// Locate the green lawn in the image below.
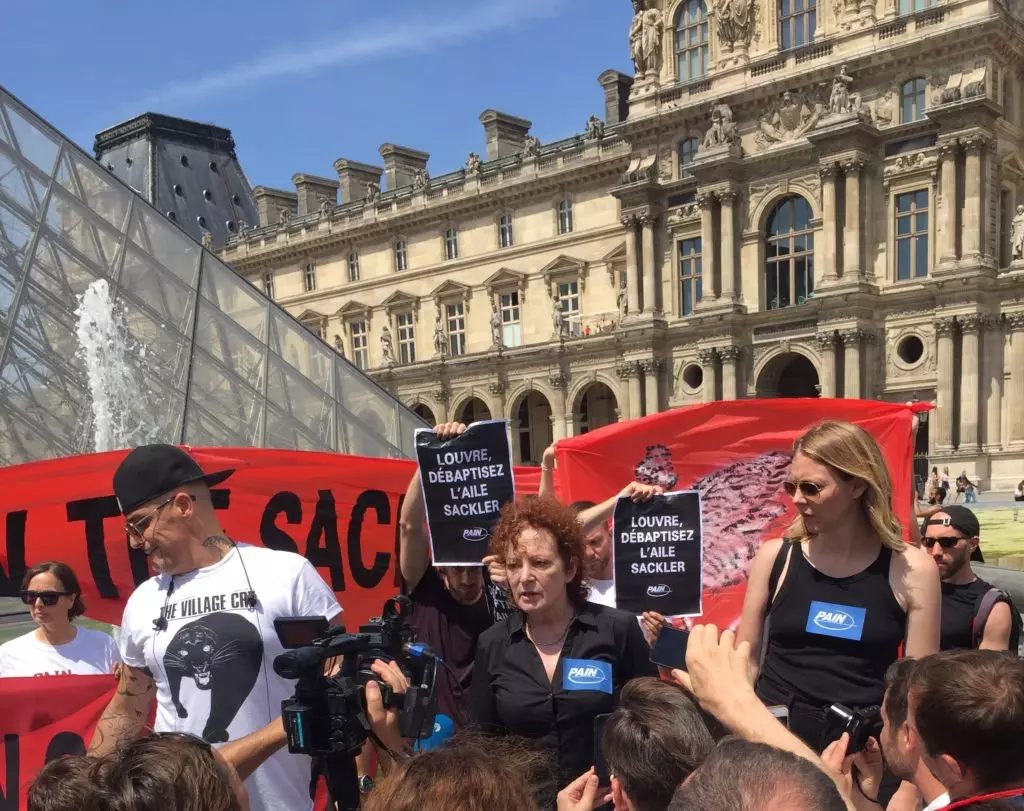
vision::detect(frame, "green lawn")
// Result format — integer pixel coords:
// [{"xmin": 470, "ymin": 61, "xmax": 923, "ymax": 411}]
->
[{"xmin": 976, "ymin": 509, "xmax": 1024, "ymax": 561}]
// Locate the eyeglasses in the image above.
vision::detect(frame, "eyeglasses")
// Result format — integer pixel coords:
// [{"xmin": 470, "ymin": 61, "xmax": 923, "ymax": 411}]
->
[
  {"xmin": 20, "ymin": 590, "xmax": 71, "ymax": 606},
  {"xmin": 783, "ymin": 480, "xmax": 824, "ymax": 499},
  {"xmin": 154, "ymin": 731, "xmax": 212, "ymax": 751},
  {"xmin": 125, "ymin": 494, "xmax": 195, "ymax": 541},
  {"xmin": 921, "ymin": 535, "xmax": 964, "ymax": 550}
]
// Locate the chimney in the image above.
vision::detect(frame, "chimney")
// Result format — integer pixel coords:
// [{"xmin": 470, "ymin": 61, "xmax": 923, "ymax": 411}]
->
[
  {"xmin": 478, "ymin": 110, "xmax": 533, "ymax": 160},
  {"xmin": 252, "ymin": 186, "xmax": 298, "ymax": 226},
  {"xmin": 598, "ymin": 70, "xmax": 634, "ymax": 126},
  {"xmin": 377, "ymin": 144, "xmax": 430, "ymax": 190},
  {"xmin": 292, "ymin": 173, "xmax": 339, "ymax": 215},
  {"xmin": 332, "ymin": 158, "xmax": 384, "ymax": 203}
]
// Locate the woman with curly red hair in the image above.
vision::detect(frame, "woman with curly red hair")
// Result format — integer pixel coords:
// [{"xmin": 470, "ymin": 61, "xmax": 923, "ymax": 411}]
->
[{"xmin": 470, "ymin": 497, "xmax": 656, "ymax": 804}]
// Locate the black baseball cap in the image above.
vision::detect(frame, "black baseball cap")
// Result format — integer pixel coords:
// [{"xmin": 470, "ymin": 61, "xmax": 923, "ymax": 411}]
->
[
  {"xmin": 922, "ymin": 505, "xmax": 981, "ymax": 539},
  {"xmin": 113, "ymin": 444, "xmax": 234, "ymax": 516}
]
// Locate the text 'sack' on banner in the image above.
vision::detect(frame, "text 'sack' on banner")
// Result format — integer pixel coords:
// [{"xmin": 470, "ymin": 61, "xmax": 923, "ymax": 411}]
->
[
  {"xmin": 613, "ymin": 491, "xmax": 703, "ymax": 617},
  {"xmin": 0, "ymin": 447, "xmax": 543, "ymax": 630},
  {"xmin": 555, "ymin": 399, "xmax": 924, "ymax": 630},
  {"xmin": 415, "ymin": 420, "xmax": 516, "ymax": 566}
]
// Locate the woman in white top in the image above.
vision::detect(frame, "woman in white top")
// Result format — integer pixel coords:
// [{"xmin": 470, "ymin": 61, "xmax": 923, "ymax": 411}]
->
[{"xmin": 0, "ymin": 561, "xmax": 120, "ymax": 677}]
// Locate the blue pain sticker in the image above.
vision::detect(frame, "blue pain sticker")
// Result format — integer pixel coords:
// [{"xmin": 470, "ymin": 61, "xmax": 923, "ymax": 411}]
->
[
  {"xmin": 563, "ymin": 658, "xmax": 613, "ymax": 694},
  {"xmin": 805, "ymin": 601, "xmax": 866, "ymax": 641}
]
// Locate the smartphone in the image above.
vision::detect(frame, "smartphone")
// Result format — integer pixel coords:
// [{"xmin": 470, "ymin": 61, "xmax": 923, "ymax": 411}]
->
[
  {"xmin": 593, "ymin": 713, "xmax": 613, "ymax": 785},
  {"xmin": 768, "ymin": 705, "xmax": 790, "ymax": 728},
  {"xmin": 649, "ymin": 625, "xmax": 690, "ymax": 671}
]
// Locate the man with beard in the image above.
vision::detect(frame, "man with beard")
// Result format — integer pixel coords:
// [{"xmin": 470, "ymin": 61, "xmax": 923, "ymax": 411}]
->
[{"xmin": 922, "ymin": 506, "xmax": 1019, "ymax": 652}]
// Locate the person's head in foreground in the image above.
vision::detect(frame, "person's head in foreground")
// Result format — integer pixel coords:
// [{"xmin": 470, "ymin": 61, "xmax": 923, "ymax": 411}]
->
[
  {"xmin": 569, "ymin": 500, "xmax": 613, "ymax": 580},
  {"xmin": 603, "ymin": 677, "xmax": 716, "ymax": 811},
  {"xmin": 784, "ymin": 420, "xmax": 904, "ymax": 551},
  {"xmin": 908, "ymin": 650, "xmax": 1024, "ymax": 801},
  {"xmin": 20, "ymin": 560, "xmax": 86, "ymax": 635},
  {"xmin": 668, "ymin": 738, "xmax": 847, "ymax": 811},
  {"xmin": 489, "ymin": 497, "xmax": 589, "ymax": 620},
  {"xmin": 28, "ymin": 754, "xmax": 106, "ymax": 811},
  {"xmin": 878, "ymin": 657, "xmax": 923, "ymax": 781}
]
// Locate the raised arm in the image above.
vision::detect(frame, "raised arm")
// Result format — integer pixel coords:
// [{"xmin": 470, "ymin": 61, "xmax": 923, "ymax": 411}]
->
[
  {"xmin": 537, "ymin": 443, "xmax": 557, "ymax": 501},
  {"xmin": 87, "ymin": 664, "xmax": 157, "ymax": 757},
  {"xmin": 576, "ymin": 481, "xmax": 663, "ymax": 535}
]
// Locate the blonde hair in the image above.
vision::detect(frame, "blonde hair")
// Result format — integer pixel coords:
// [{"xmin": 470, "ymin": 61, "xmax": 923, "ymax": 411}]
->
[{"xmin": 785, "ymin": 420, "xmax": 906, "ymax": 552}]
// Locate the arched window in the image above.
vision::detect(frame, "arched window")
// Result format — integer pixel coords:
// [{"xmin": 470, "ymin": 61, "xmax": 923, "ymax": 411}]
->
[
  {"xmin": 674, "ymin": 0, "xmax": 709, "ymax": 83},
  {"xmin": 900, "ymin": 78, "xmax": 927, "ymax": 123},
  {"xmin": 678, "ymin": 137, "xmax": 699, "ymax": 178},
  {"xmin": 765, "ymin": 195, "xmax": 815, "ymax": 310}
]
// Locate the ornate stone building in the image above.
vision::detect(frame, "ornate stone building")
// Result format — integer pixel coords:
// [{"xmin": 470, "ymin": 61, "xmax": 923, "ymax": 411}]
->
[{"xmin": 219, "ymin": 0, "xmax": 1024, "ymax": 487}]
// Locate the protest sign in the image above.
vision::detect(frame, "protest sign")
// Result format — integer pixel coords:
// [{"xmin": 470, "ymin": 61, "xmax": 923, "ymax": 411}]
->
[
  {"xmin": 613, "ymin": 491, "xmax": 703, "ymax": 617},
  {"xmin": 415, "ymin": 420, "xmax": 515, "ymax": 565}
]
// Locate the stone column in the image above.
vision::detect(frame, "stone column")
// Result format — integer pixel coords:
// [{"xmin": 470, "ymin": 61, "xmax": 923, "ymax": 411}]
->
[
  {"xmin": 959, "ymin": 314, "xmax": 983, "ymax": 452},
  {"xmin": 962, "ymin": 136, "xmax": 987, "ymax": 260},
  {"xmin": 937, "ymin": 141, "xmax": 959, "ymax": 265},
  {"xmin": 816, "ymin": 332, "xmax": 838, "ymax": 397},
  {"xmin": 431, "ymin": 387, "xmax": 451, "ymax": 423},
  {"xmin": 642, "ymin": 358, "xmax": 662, "ymax": 415},
  {"xmin": 1008, "ymin": 313, "xmax": 1024, "ymax": 445},
  {"xmin": 718, "ymin": 190, "xmax": 737, "ymax": 301},
  {"xmin": 934, "ymin": 317, "xmax": 956, "ymax": 450},
  {"xmin": 640, "ymin": 213, "xmax": 658, "ymax": 314},
  {"xmin": 842, "ymin": 158, "xmax": 863, "ymax": 278},
  {"xmin": 697, "ymin": 192, "xmax": 717, "ymax": 300},
  {"xmin": 548, "ymin": 373, "xmax": 569, "ymax": 441},
  {"xmin": 983, "ymin": 316, "xmax": 1003, "ymax": 450},
  {"xmin": 622, "ymin": 215, "xmax": 640, "ymax": 316},
  {"xmin": 617, "ymin": 361, "xmax": 643, "ymax": 420},
  {"xmin": 698, "ymin": 347, "xmax": 719, "ymax": 402},
  {"xmin": 820, "ymin": 164, "xmax": 839, "ymax": 282},
  {"xmin": 719, "ymin": 346, "xmax": 742, "ymax": 400},
  {"xmin": 840, "ymin": 329, "xmax": 862, "ymax": 399},
  {"xmin": 862, "ymin": 331, "xmax": 878, "ymax": 399}
]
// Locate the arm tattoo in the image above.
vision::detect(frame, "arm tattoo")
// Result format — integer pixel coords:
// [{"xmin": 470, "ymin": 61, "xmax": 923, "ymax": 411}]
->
[
  {"xmin": 202, "ymin": 534, "xmax": 233, "ymax": 559},
  {"xmin": 115, "ymin": 667, "xmax": 156, "ymax": 698}
]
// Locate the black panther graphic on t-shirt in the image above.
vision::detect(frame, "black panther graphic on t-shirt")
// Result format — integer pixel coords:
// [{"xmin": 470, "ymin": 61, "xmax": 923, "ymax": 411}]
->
[{"xmin": 162, "ymin": 612, "xmax": 264, "ymax": 743}]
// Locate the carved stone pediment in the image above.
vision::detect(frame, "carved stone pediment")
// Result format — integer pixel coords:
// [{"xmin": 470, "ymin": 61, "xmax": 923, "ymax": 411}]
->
[
  {"xmin": 755, "ymin": 91, "xmax": 823, "ymax": 149},
  {"xmin": 337, "ymin": 300, "xmax": 372, "ymax": 322},
  {"xmin": 381, "ymin": 289, "xmax": 420, "ymax": 317},
  {"xmin": 882, "ymin": 151, "xmax": 938, "ymax": 187}
]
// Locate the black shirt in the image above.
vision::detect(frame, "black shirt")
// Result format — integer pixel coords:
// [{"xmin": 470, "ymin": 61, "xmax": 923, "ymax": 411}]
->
[
  {"xmin": 470, "ymin": 602, "xmax": 656, "ymax": 786},
  {"xmin": 940, "ymin": 578, "xmax": 990, "ymax": 651}
]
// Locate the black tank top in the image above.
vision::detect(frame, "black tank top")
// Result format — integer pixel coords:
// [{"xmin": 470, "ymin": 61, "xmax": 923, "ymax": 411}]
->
[
  {"xmin": 940, "ymin": 578, "xmax": 990, "ymax": 651},
  {"xmin": 757, "ymin": 541, "xmax": 906, "ymax": 709}
]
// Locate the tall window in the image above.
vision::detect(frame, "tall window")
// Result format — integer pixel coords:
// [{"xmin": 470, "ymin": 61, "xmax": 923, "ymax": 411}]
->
[
  {"xmin": 303, "ymin": 263, "xmax": 317, "ymax": 292},
  {"xmin": 446, "ymin": 302, "xmax": 466, "ymax": 356},
  {"xmin": 899, "ymin": 0, "xmax": 938, "ymax": 13},
  {"xmin": 679, "ymin": 237, "xmax": 703, "ymax": 315},
  {"xmin": 395, "ymin": 239, "xmax": 408, "ymax": 272},
  {"xmin": 347, "ymin": 252, "xmax": 359, "ymax": 282},
  {"xmin": 500, "ymin": 291, "xmax": 523, "ymax": 348},
  {"xmin": 499, "ymin": 214, "xmax": 514, "ymax": 248},
  {"xmin": 558, "ymin": 199, "xmax": 574, "ymax": 235},
  {"xmin": 895, "ymin": 190, "xmax": 929, "ymax": 281},
  {"xmin": 396, "ymin": 312, "xmax": 416, "ymax": 364},
  {"xmin": 900, "ymin": 78, "xmax": 927, "ymax": 123},
  {"xmin": 678, "ymin": 137, "xmax": 699, "ymax": 178},
  {"xmin": 779, "ymin": 0, "xmax": 816, "ymax": 51},
  {"xmin": 765, "ymin": 195, "xmax": 815, "ymax": 310},
  {"xmin": 674, "ymin": 0, "xmax": 709, "ymax": 82},
  {"xmin": 557, "ymin": 281, "xmax": 581, "ymax": 336},
  {"xmin": 349, "ymin": 321, "xmax": 368, "ymax": 369},
  {"xmin": 444, "ymin": 227, "xmax": 459, "ymax": 261},
  {"xmin": 262, "ymin": 272, "xmax": 275, "ymax": 299}
]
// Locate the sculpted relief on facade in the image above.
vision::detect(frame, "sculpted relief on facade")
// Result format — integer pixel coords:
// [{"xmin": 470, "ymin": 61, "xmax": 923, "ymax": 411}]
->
[
  {"xmin": 630, "ymin": 0, "xmax": 664, "ymax": 78},
  {"xmin": 755, "ymin": 91, "xmax": 823, "ymax": 147}
]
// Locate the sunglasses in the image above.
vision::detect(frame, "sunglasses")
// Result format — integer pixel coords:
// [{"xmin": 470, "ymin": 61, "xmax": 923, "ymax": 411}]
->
[
  {"xmin": 783, "ymin": 480, "xmax": 824, "ymax": 498},
  {"xmin": 921, "ymin": 535, "xmax": 964, "ymax": 550},
  {"xmin": 154, "ymin": 731, "xmax": 212, "ymax": 751},
  {"xmin": 20, "ymin": 590, "xmax": 71, "ymax": 606},
  {"xmin": 125, "ymin": 494, "xmax": 195, "ymax": 541}
]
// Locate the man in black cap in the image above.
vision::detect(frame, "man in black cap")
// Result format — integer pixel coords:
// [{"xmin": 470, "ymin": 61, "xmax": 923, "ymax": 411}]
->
[
  {"xmin": 922, "ymin": 505, "xmax": 1020, "ymax": 652},
  {"xmin": 87, "ymin": 444, "xmax": 342, "ymax": 811}
]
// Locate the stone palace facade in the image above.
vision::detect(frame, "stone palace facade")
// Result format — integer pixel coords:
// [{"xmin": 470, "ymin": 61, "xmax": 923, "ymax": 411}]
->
[{"xmin": 219, "ymin": 0, "xmax": 1024, "ymax": 488}]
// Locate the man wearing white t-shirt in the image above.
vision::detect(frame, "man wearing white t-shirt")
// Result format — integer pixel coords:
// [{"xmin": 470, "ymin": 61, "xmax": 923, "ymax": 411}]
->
[{"xmin": 87, "ymin": 444, "xmax": 342, "ymax": 811}]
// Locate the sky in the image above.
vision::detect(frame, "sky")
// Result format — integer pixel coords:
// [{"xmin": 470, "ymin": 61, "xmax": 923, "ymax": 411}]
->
[{"xmin": 0, "ymin": 0, "xmax": 633, "ymax": 191}]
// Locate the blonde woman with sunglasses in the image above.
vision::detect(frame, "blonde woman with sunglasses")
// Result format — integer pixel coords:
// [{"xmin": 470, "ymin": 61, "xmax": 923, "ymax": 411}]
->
[
  {"xmin": 0, "ymin": 560, "xmax": 120, "ymax": 677},
  {"xmin": 736, "ymin": 420, "xmax": 940, "ymax": 757}
]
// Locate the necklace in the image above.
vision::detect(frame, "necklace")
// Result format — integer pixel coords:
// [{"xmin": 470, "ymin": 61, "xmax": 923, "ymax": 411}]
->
[{"xmin": 526, "ymin": 614, "xmax": 575, "ymax": 647}]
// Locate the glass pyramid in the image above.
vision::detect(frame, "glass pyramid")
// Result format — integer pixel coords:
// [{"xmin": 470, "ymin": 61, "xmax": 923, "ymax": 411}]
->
[{"xmin": 0, "ymin": 85, "xmax": 424, "ymax": 464}]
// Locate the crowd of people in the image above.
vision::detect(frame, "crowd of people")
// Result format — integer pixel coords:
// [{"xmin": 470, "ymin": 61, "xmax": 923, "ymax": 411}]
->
[{"xmin": 2, "ymin": 416, "xmax": 1022, "ymax": 811}]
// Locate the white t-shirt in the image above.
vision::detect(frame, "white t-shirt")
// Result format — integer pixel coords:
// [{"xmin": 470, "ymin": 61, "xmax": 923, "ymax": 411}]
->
[
  {"xmin": 0, "ymin": 627, "xmax": 120, "ymax": 677},
  {"xmin": 588, "ymin": 577, "xmax": 617, "ymax": 608},
  {"xmin": 119, "ymin": 544, "xmax": 341, "ymax": 811},
  {"xmin": 922, "ymin": 792, "xmax": 950, "ymax": 811}
]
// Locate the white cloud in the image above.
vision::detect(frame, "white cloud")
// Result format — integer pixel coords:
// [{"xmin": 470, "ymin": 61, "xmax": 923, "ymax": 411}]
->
[{"xmin": 131, "ymin": 0, "xmax": 569, "ymax": 109}]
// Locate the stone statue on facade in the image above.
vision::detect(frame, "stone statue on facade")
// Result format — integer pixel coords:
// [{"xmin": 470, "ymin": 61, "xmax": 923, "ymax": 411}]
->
[
  {"xmin": 617, "ymin": 283, "xmax": 628, "ymax": 321},
  {"xmin": 235, "ymin": 219, "xmax": 248, "ymax": 239},
  {"xmin": 365, "ymin": 180, "xmax": 380, "ymax": 204},
  {"xmin": 333, "ymin": 334, "xmax": 345, "ymax": 357},
  {"xmin": 553, "ymin": 300, "xmax": 567, "ymax": 337},
  {"xmin": 380, "ymin": 325, "xmax": 396, "ymax": 365},
  {"xmin": 642, "ymin": 5, "xmax": 663, "ymax": 76},
  {"xmin": 629, "ymin": 0, "xmax": 647, "ymax": 74},
  {"xmin": 757, "ymin": 91, "xmax": 821, "ymax": 145},
  {"xmin": 278, "ymin": 208, "xmax": 292, "ymax": 226},
  {"xmin": 433, "ymin": 313, "xmax": 449, "ymax": 357},
  {"xmin": 713, "ymin": 0, "xmax": 755, "ymax": 50},
  {"xmin": 701, "ymin": 103, "xmax": 738, "ymax": 150},
  {"xmin": 1012, "ymin": 204, "xmax": 1024, "ymax": 260},
  {"xmin": 490, "ymin": 304, "xmax": 503, "ymax": 348},
  {"xmin": 200, "ymin": 230, "xmax": 213, "ymax": 250},
  {"xmin": 522, "ymin": 134, "xmax": 541, "ymax": 158},
  {"xmin": 319, "ymin": 197, "xmax": 333, "ymax": 218},
  {"xmin": 412, "ymin": 168, "xmax": 429, "ymax": 190},
  {"xmin": 828, "ymin": 64, "xmax": 856, "ymax": 115},
  {"xmin": 465, "ymin": 152, "xmax": 483, "ymax": 176},
  {"xmin": 585, "ymin": 115, "xmax": 606, "ymax": 141}
]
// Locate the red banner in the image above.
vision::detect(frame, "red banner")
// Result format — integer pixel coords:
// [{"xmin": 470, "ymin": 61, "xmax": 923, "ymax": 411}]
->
[{"xmin": 555, "ymin": 398, "xmax": 920, "ymax": 630}]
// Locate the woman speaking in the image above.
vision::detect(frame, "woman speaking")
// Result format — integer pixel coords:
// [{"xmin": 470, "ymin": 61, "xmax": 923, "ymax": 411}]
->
[
  {"xmin": 737, "ymin": 420, "xmax": 940, "ymax": 750},
  {"xmin": 470, "ymin": 497, "xmax": 655, "ymax": 796}
]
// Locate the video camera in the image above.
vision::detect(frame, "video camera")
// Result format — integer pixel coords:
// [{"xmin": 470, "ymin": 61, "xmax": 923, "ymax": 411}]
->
[
  {"xmin": 273, "ymin": 595, "xmax": 438, "ymax": 761},
  {"xmin": 823, "ymin": 703, "xmax": 882, "ymax": 754}
]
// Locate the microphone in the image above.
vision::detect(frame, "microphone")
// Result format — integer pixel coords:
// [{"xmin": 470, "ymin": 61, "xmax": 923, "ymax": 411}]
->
[
  {"xmin": 245, "ymin": 591, "xmax": 258, "ymax": 609},
  {"xmin": 153, "ymin": 616, "xmax": 168, "ymax": 632}
]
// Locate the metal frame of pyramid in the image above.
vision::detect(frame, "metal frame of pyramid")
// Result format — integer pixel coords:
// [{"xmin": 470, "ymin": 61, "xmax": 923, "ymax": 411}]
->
[{"xmin": 0, "ymin": 85, "xmax": 425, "ymax": 464}]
